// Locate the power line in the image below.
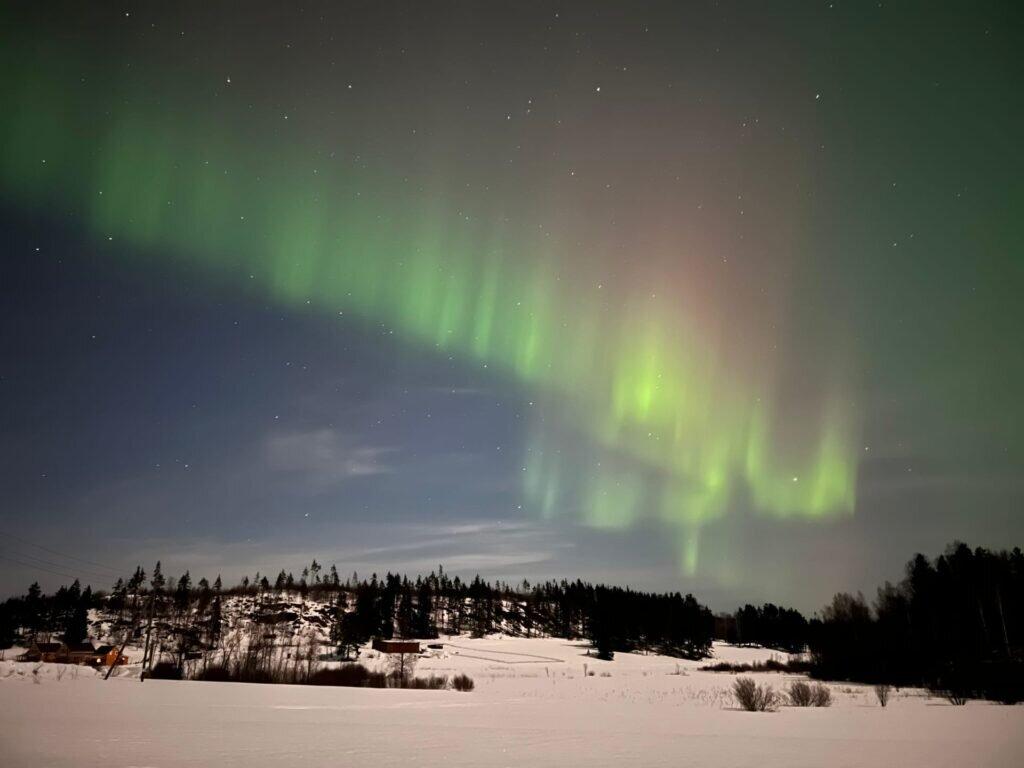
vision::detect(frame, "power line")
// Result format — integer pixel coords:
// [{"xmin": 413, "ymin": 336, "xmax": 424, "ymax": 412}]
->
[
  {"xmin": 0, "ymin": 547, "xmax": 118, "ymax": 583},
  {"xmin": 0, "ymin": 552, "xmax": 87, "ymax": 583},
  {"xmin": 1, "ymin": 531, "xmax": 123, "ymax": 576}
]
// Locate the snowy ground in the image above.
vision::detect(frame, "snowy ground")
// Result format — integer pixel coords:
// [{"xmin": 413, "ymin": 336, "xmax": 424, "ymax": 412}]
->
[{"xmin": 1, "ymin": 639, "xmax": 1022, "ymax": 767}]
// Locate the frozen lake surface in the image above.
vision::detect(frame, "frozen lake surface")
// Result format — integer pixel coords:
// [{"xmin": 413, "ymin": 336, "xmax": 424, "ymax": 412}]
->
[{"xmin": 2, "ymin": 639, "xmax": 1021, "ymax": 767}]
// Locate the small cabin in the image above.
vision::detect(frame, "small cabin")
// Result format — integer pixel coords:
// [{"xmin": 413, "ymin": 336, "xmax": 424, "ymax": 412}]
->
[
  {"xmin": 372, "ymin": 638, "xmax": 421, "ymax": 655},
  {"xmin": 19, "ymin": 641, "xmax": 127, "ymax": 666},
  {"xmin": 92, "ymin": 645, "xmax": 129, "ymax": 667},
  {"xmin": 65, "ymin": 641, "xmax": 98, "ymax": 665},
  {"xmin": 21, "ymin": 641, "xmax": 64, "ymax": 662}
]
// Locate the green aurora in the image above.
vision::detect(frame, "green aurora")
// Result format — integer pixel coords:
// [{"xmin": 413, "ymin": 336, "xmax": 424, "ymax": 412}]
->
[{"xmin": 1, "ymin": 38, "xmax": 860, "ymax": 575}]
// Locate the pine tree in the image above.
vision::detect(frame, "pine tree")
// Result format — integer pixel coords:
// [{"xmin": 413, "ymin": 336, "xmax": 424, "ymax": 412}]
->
[
  {"xmin": 330, "ymin": 592, "xmax": 359, "ymax": 659},
  {"xmin": 353, "ymin": 580, "xmax": 382, "ymax": 641},
  {"xmin": 151, "ymin": 562, "xmax": 165, "ymax": 594},
  {"xmin": 175, "ymin": 571, "xmax": 192, "ymax": 610},
  {"xmin": 413, "ymin": 579, "xmax": 437, "ymax": 639},
  {"xmin": 23, "ymin": 582, "xmax": 43, "ymax": 639},
  {"xmin": 589, "ymin": 593, "xmax": 615, "ymax": 661},
  {"xmin": 63, "ymin": 602, "xmax": 89, "ymax": 645},
  {"xmin": 396, "ymin": 578, "xmax": 415, "ymax": 638},
  {"xmin": 129, "ymin": 566, "xmax": 145, "ymax": 592}
]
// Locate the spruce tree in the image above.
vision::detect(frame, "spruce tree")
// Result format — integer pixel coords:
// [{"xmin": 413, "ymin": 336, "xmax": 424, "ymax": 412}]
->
[
  {"xmin": 151, "ymin": 562, "xmax": 165, "ymax": 594},
  {"xmin": 63, "ymin": 603, "xmax": 88, "ymax": 645}
]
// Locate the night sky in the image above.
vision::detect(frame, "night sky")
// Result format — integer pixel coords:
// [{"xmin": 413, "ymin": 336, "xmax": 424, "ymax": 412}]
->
[{"xmin": 1, "ymin": 2, "xmax": 1022, "ymax": 611}]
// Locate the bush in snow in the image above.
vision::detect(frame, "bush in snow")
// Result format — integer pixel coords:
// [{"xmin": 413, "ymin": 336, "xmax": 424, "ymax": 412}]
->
[
  {"xmin": 787, "ymin": 680, "xmax": 831, "ymax": 707},
  {"xmin": 451, "ymin": 673, "xmax": 475, "ymax": 692},
  {"xmin": 702, "ymin": 658, "xmax": 813, "ymax": 674},
  {"xmin": 788, "ymin": 681, "xmax": 814, "ymax": 706},
  {"xmin": 405, "ymin": 674, "xmax": 448, "ymax": 690},
  {"xmin": 733, "ymin": 677, "xmax": 779, "ymax": 711},
  {"xmin": 306, "ymin": 664, "xmax": 388, "ymax": 688},
  {"xmin": 875, "ymin": 684, "xmax": 891, "ymax": 707},
  {"xmin": 810, "ymin": 682, "xmax": 832, "ymax": 707}
]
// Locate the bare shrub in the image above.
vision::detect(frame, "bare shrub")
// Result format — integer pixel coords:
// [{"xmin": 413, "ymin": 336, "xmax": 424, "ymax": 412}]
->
[
  {"xmin": 734, "ymin": 677, "xmax": 758, "ymax": 709},
  {"xmin": 306, "ymin": 664, "xmax": 387, "ymax": 688},
  {"xmin": 196, "ymin": 659, "xmax": 453, "ymax": 691},
  {"xmin": 928, "ymin": 669, "xmax": 972, "ymax": 706},
  {"xmin": 149, "ymin": 661, "xmax": 183, "ymax": 680},
  {"xmin": 195, "ymin": 664, "xmax": 234, "ymax": 682},
  {"xmin": 875, "ymin": 684, "xmax": 891, "ymax": 707},
  {"xmin": 733, "ymin": 677, "xmax": 779, "ymax": 711},
  {"xmin": 788, "ymin": 680, "xmax": 813, "ymax": 706},
  {"xmin": 386, "ymin": 653, "xmax": 417, "ymax": 683},
  {"xmin": 194, "ymin": 661, "xmax": 285, "ymax": 685},
  {"xmin": 702, "ymin": 658, "xmax": 813, "ymax": 674},
  {"xmin": 811, "ymin": 682, "xmax": 832, "ymax": 707},
  {"xmin": 406, "ymin": 674, "xmax": 448, "ymax": 690},
  {"xmin": 451, "ymin": 673, "xmax": 475, "ymax": 692},
  {"xmin": 928, "ymin": 679, "xmax": 970, "ymax": 705}
]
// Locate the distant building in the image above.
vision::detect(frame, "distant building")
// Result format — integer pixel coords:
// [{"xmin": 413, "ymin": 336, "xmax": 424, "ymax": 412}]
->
[
  {"xmin": 19, "ymin": 641, "xmax": 128, "ymax": 666},
  {"xmin": 21, "ymin": 642, "xmax": 64, "ymax": 662},
  {"xmin": 372, "ymin": 638, "xmax": 421, "ymax": 655},
  {"xmin": 65, "ymin": 641, "xmax": 99, "ymax": 665},
  {"xmin": 92, "ymin": 645, "xmax": 129, "ymax": 667}
]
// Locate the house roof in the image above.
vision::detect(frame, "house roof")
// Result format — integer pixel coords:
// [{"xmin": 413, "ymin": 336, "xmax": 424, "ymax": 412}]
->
[
  {"xmin": 33, "ymin": 642, "xmax": 63, "ymax": 652},
  {"xmin": 94, "ymin": 645, "xmax": 116, "ymax": 655},
  {"xmin": 65, "ymin": 641, "xmax": 95, "ymax": 653}
]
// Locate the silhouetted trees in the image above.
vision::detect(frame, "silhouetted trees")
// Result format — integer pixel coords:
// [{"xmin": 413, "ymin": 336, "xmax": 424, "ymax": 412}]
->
[
  {"xmin": 5, "ymin": 540, "xmax": 1018, "ymax": 702},
  {"xmin": 733, "ymin": 603, "xmax": 808, "ymax": 653},
  {"xmin": 809, "ymin": 543, "xmax": 1024, "ymax": 703},
  {"xmin": 0, "ymin": 579, "xmax": 98, "ymax": 646},
  {"xmin": 413, "ymin": 578, "xmax": 437, "ymax": 639}
]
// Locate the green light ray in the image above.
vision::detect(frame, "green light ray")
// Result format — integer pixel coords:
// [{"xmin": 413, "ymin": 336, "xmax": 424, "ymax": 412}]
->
[{"xmin": 0, "ymin": 42, "xmax": 861, "ymax": 575}]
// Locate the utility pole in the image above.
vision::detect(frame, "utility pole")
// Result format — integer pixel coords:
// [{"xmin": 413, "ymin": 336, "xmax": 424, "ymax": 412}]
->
[{"xmin": 104, "ymin": 633, "xmax": 130, "ymax": 681}]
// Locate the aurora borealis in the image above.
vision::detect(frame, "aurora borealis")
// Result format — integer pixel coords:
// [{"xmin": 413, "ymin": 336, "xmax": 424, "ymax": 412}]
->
[{"xmin": 1, "ymin": 2, "xmax": 1021, "ymax": 607}]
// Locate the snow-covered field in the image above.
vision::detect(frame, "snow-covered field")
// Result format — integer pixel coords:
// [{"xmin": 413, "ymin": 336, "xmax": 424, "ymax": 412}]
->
[{"xmin": 1, "ymin": 639, "xmax": 1021, "ymax": 767}]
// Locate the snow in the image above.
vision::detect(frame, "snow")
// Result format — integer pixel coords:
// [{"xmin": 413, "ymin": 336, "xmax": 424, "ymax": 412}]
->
[{"xmin": 2, "ymin": 639, "xmax": 1022, "ymax": 767}]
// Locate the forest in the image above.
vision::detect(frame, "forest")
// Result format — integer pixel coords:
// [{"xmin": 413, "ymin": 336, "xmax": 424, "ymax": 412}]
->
[
  {"xmin": 0, "ymin": 563, "xmax": 715, "ymax": 676},
  {"xmin": 1, "ymin": 542, "xmax": 1021, "ymax": 702}
]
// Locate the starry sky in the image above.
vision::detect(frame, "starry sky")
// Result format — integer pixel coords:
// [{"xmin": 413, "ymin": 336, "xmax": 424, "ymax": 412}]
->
[{"xmin": 1, "ymin": 2, "xmax": 1022, "ymax": 610}]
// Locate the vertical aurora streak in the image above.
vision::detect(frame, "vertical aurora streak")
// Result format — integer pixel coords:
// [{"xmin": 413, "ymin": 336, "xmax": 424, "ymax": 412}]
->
[{"xmin": 1, "ymin": 29, "xmax": 862, "ymax": 576}]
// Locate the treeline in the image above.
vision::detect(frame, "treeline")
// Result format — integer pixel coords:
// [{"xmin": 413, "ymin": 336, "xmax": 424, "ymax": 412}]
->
[
  {"xmin": 717, "ymin": 603, "xmax": 809, "ymax": 654},
  {"xmin": 808, "ymin": 543, "xmax": 1024, "ymax": 703},
  {"xmin": 283, "ymin": 571, "xmax": 713, "ymax": 661},
  {"xmin": 714, "ymin": 543, "xmax": 1024, "ymax": 703},
  {"xmin": 0, "ymin": 562, "xmax": 715, "ymax": 665},
  {"xmin": 0, "ymin": 579, "xmax": 96, "ymax": 650},
  {"xmin": 3, "ymin": 541, "xmax": 1021, "ymax": 703}
]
